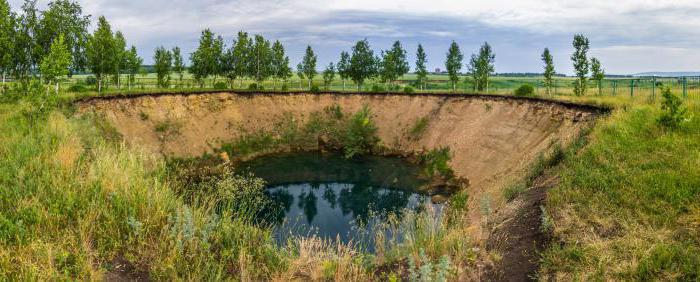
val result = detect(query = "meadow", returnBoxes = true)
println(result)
[0,78,698,280]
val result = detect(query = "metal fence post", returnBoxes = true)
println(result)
[652,77,656,100]
[630,80,635,97]
[683,77,688,98]
[612,80,617,96]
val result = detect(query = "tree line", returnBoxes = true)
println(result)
[0,0,604,95]
[0,0,142,93]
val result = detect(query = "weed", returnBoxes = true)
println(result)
[420,147,453,178]
[343,105,379,159]
[514,84,535,96]
[409,117,430,140]
[154,119,182,141]
[657,87,688,129]
[502,182,527,202]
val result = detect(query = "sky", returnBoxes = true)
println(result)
[9,0,700,75]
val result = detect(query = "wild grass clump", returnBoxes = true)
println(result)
[409,117,430,140]
[514,84,535,96]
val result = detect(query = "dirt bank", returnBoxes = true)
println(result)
[76,92,603,239]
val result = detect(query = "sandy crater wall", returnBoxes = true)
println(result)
[77,92,601,230]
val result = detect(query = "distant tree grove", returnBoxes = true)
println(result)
[0,0,606,95]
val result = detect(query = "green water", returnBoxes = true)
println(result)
[240,151,441,248]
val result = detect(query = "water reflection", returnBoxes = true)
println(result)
[241,152,441,248]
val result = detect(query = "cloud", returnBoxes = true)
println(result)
[8,0,700,74]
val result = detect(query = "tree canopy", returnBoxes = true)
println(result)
[541,48,555,95]
[349,39,378,90]
[468,41,495,92]
[445,41,463,91]
[39,34,71,92]
[301,45,317,88]
[571,34,590,96]
[415,44,428,90]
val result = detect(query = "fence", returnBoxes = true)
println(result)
[59,75,700,100]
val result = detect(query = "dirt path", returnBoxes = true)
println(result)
[484,172,558,281]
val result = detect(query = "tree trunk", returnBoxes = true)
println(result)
[55,82,59,94]
[98,78,102,93]
[342,80,345,91]
[308,79,311,89]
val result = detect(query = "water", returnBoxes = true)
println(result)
[240,151,441,249]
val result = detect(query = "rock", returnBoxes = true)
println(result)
[431,194,449,204]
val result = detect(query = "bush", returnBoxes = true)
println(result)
[310,85,320,93]
[404,86,415,94]
[657,87,687,129]
[247,83,264,91]
[370,84,385,93]
[342,105,378,159]
[281,84,289,91]
[213,82,228,90]
[514,84,535,96]
[85,76,97,85]
[421,147,453,178]
[67,84,88,93]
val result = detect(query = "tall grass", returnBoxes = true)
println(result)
[540,99,700,280]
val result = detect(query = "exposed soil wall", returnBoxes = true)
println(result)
[76,92,602,238]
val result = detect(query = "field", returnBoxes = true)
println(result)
[61,72,700,100]
[1,81,699,280]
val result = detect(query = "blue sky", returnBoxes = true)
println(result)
[10,0,700,74]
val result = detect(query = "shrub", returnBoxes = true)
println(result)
[281,84,289,91]
[248,83,263,90]
[409,117,430,139]
[657,87,687,129]
[85,76,97,85]
[213,82,228,90]
[421,147,453,178]
[404,85,415,94]
[310,85,320,93]
[514,84,535,96]
[370,84,385,93]
[342,105,378,159]
[67,84,88,92]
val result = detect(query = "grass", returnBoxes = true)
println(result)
[2,79,700,280]
[540,98,700,280]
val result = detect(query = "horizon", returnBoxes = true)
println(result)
[8,0,700,75]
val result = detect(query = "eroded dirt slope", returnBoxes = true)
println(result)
[77,92,600,238]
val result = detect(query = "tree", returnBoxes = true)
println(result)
[14,0,41,80]
[379,40,409,85]
[296,63,304,89]
[154,46,172,88]
[541,48,555,95]
[189,29,218,87]
[172,46,184,87]
[445,41,463,92]
[112,31,126,88]
[349,39,378,90]
[590,57,604,95]
[39,34,71,94]
[301,45,317,88]
[86,16,115,93]
[271,40,291,89]
[124,46,142,90]
[468,42,495,92]
[0,0,14,88]
[322,62,335,90]
[232,31,251,87]
[337,51,350,90]
[415,44,427,90]
[36,0,90,74]
[251,34,271,84]
[571,34,590,96]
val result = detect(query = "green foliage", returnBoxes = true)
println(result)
[35,0,90,73]
[407,249,452,282]
[251,34,272,83]
[415,44,428,90]
[657,87,687,129]
[409,117,429,139]
[449,190,469,212]
[220,132,275,157]
[468,42,495,92]
[380,40,409,84]
[310,84,320,93]
[189,29,223,87]
[270,40,292,85]
[301,45,317,88]
[213,81,228,90]
[571,34,590,96]
[349,39,378,90]
[370,84,385,93]
[421,147,453,178]
[514,84,535,96]
[445,41,463,91]
[343,105,379,158]
[541,48,555,95]
[171,46,184,83]
[322,62,335,89]
[39,34,72,90]
[86,16,115,87]
[404,85,415,94]
[154,46,172,88]
[590,57,604,95]
[337,51,350,88]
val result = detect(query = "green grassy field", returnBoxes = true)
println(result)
[0,83,698,280]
